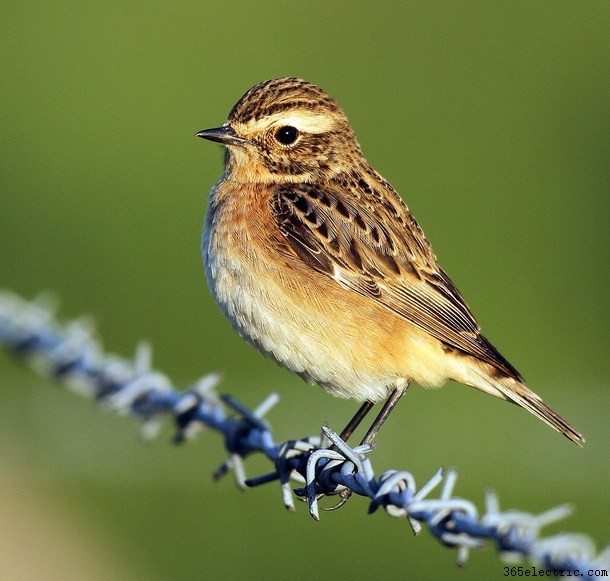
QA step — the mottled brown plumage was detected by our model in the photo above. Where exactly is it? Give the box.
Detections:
[197,77,584,445]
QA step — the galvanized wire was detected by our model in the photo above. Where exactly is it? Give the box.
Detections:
[0,290,608,579]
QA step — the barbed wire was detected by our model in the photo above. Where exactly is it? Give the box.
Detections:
[0,290,607,579]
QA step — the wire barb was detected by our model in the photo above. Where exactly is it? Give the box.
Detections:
[0,290,607,580]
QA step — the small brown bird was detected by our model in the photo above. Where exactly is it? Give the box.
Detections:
[197,77,584,446]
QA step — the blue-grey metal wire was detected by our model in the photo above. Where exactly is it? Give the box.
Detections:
[0,291,607,579]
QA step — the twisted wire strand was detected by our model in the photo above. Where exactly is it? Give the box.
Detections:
[0,290,607,579]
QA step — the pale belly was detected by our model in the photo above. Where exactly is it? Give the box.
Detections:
[202,206,455,402]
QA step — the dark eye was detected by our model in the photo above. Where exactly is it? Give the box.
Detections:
[275,125,299,146]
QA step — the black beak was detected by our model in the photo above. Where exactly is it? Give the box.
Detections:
[195,125,249,146]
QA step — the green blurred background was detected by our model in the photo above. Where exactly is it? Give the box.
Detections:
[1,2,608,579]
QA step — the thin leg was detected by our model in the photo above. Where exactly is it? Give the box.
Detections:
[338,400,374,443]
[359,383,410,446]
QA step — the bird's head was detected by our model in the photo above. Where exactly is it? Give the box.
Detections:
[197,77,363,183]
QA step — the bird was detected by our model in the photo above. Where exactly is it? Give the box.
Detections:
[196,77,584,446]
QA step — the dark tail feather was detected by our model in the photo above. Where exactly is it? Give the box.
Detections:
[495,377,585,446]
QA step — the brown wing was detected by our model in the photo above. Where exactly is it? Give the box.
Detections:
[270,180,522,380]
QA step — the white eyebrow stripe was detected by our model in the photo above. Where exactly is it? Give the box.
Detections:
[246,111,335,134]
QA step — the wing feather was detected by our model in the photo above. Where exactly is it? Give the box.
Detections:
[270,180,522,380]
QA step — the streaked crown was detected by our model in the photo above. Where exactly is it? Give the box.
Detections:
[228,77,342,124]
